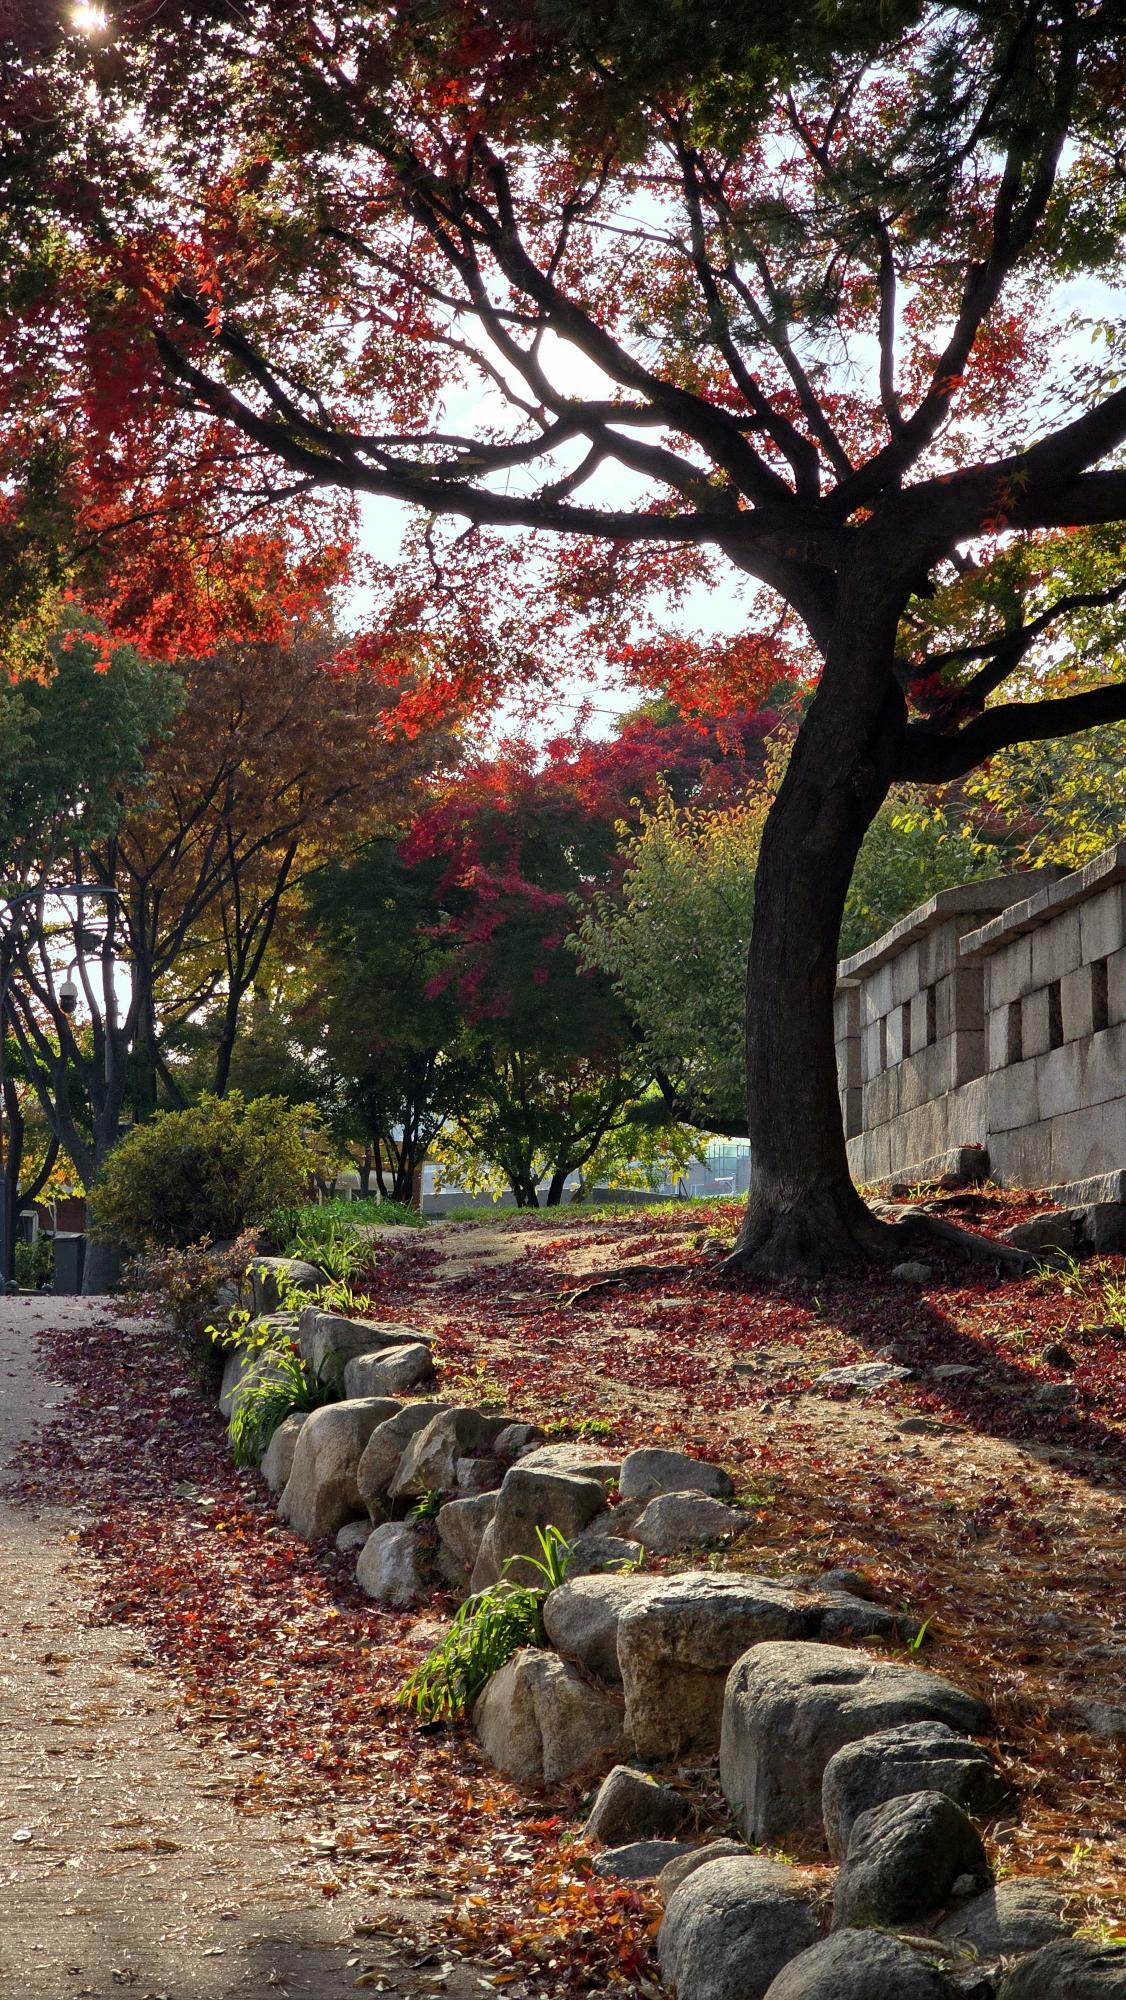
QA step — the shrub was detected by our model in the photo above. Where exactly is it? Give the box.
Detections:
[91,1093,320,1251]
[397,1527,576,1722]
[126,1230,258,1386]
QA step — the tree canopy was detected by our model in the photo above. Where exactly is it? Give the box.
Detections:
[15,0,1126,1270]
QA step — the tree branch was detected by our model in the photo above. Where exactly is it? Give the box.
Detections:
[898,680,1126,783]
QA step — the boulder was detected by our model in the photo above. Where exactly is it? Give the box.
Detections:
[391,1406,509,1499]
[335,1518,371,1552]
[437,1491,499,1574]
[831,1791,990,1930]
[720,1641,991,1844]
[567,1531,643,1576]
[250,1256,322,1314]
[356,1401,447,1510]
[356,1521,429,1606]
[657,1855,821,2000]
[581,1764,693,1847]
[1001,1211,1083,1254]
[299,1307,430,1377]
[762,1931,958,1999]
[278,1398,400,1542]
[997,1939,1126,1998]
[456,1454,504,1494]
[343,1344,434,1397]
[822,1720,1012,1859]
[470,1464,607,1588]
[592,1840,696,1880]
[934,1879,1075,1959]
[260,1410,309,1494]
[542,1572,660,1683]
[494,1421,547,1462]
[515,1440,620,1481]
[658,1842,749,1900]
[633,1492,746,1554]
[620,1577,920,1762]
[473,1648,627,1784]
[618,1448,734,1503]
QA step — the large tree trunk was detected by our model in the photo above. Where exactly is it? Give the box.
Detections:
[729,609,906,1279]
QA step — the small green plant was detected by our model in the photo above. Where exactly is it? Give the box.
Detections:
[207,1298,344,1466]
[408,1489,444,1523]
[445,1361,508,1410]
[518,1524,576,1591]
[397,1526,575,1722]
[543,1413,615,1441]
[1031,1249,1089,1296]
[289,1216,369,1282]
[227,1347,343,1467]
[275,1271,374,1317]
[907,1616,932,1653]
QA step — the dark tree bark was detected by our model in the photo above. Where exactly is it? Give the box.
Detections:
[728,589,907,1277]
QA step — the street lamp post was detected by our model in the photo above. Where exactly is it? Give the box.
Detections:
[0,883,123,1289]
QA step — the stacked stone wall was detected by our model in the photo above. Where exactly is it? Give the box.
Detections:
[836,846,1126,1191]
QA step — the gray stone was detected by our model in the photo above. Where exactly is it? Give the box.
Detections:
[470,1464,607,1589]
[997,1939,1126,1998]
[357,1401,446,1510]
[815,1361,915,1393]
[657,1856,821,2000]
[832,1791,990,1930]
[250,1256,322,1314]
[658,1842,749,1900]
[567,1531,643,1576]
[1001,1212,1084,1254]
[1072,1698,1126,1741]
[278,1399,400,1542]
[592,1840,697,1881]
[762,1932,958,2000]
[720,1641,991,1844]
[472,1647,626,1784]
[618,1448,734,1504]
[260,1410,309,1494]
[335,1518,371,1552]
[620,1577,919,1763]
[632,1491,746,1554]
[515,1441,620,1482]
[493,1422,547,1461]
[436,1491,499,1573]
[456,1454,503,1494]
[581,1764,693,1847]
[356,1521,428,1606]
[935,1879,1075,1958]
[822,1720,1013,1859]
[343,1344,434,1397]
[891,1260,933,1283]
[1050,1168,1126,1206]
[542,1572,660,1682]
[299,1307,430,1377]
[391,1406,509,1499]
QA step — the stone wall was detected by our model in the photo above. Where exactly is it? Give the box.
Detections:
[836,843,1126,1193]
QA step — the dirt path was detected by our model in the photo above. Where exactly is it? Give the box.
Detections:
[0,1299,472,2000]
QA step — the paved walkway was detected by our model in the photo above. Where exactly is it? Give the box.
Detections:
[0,1299,467,2000]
